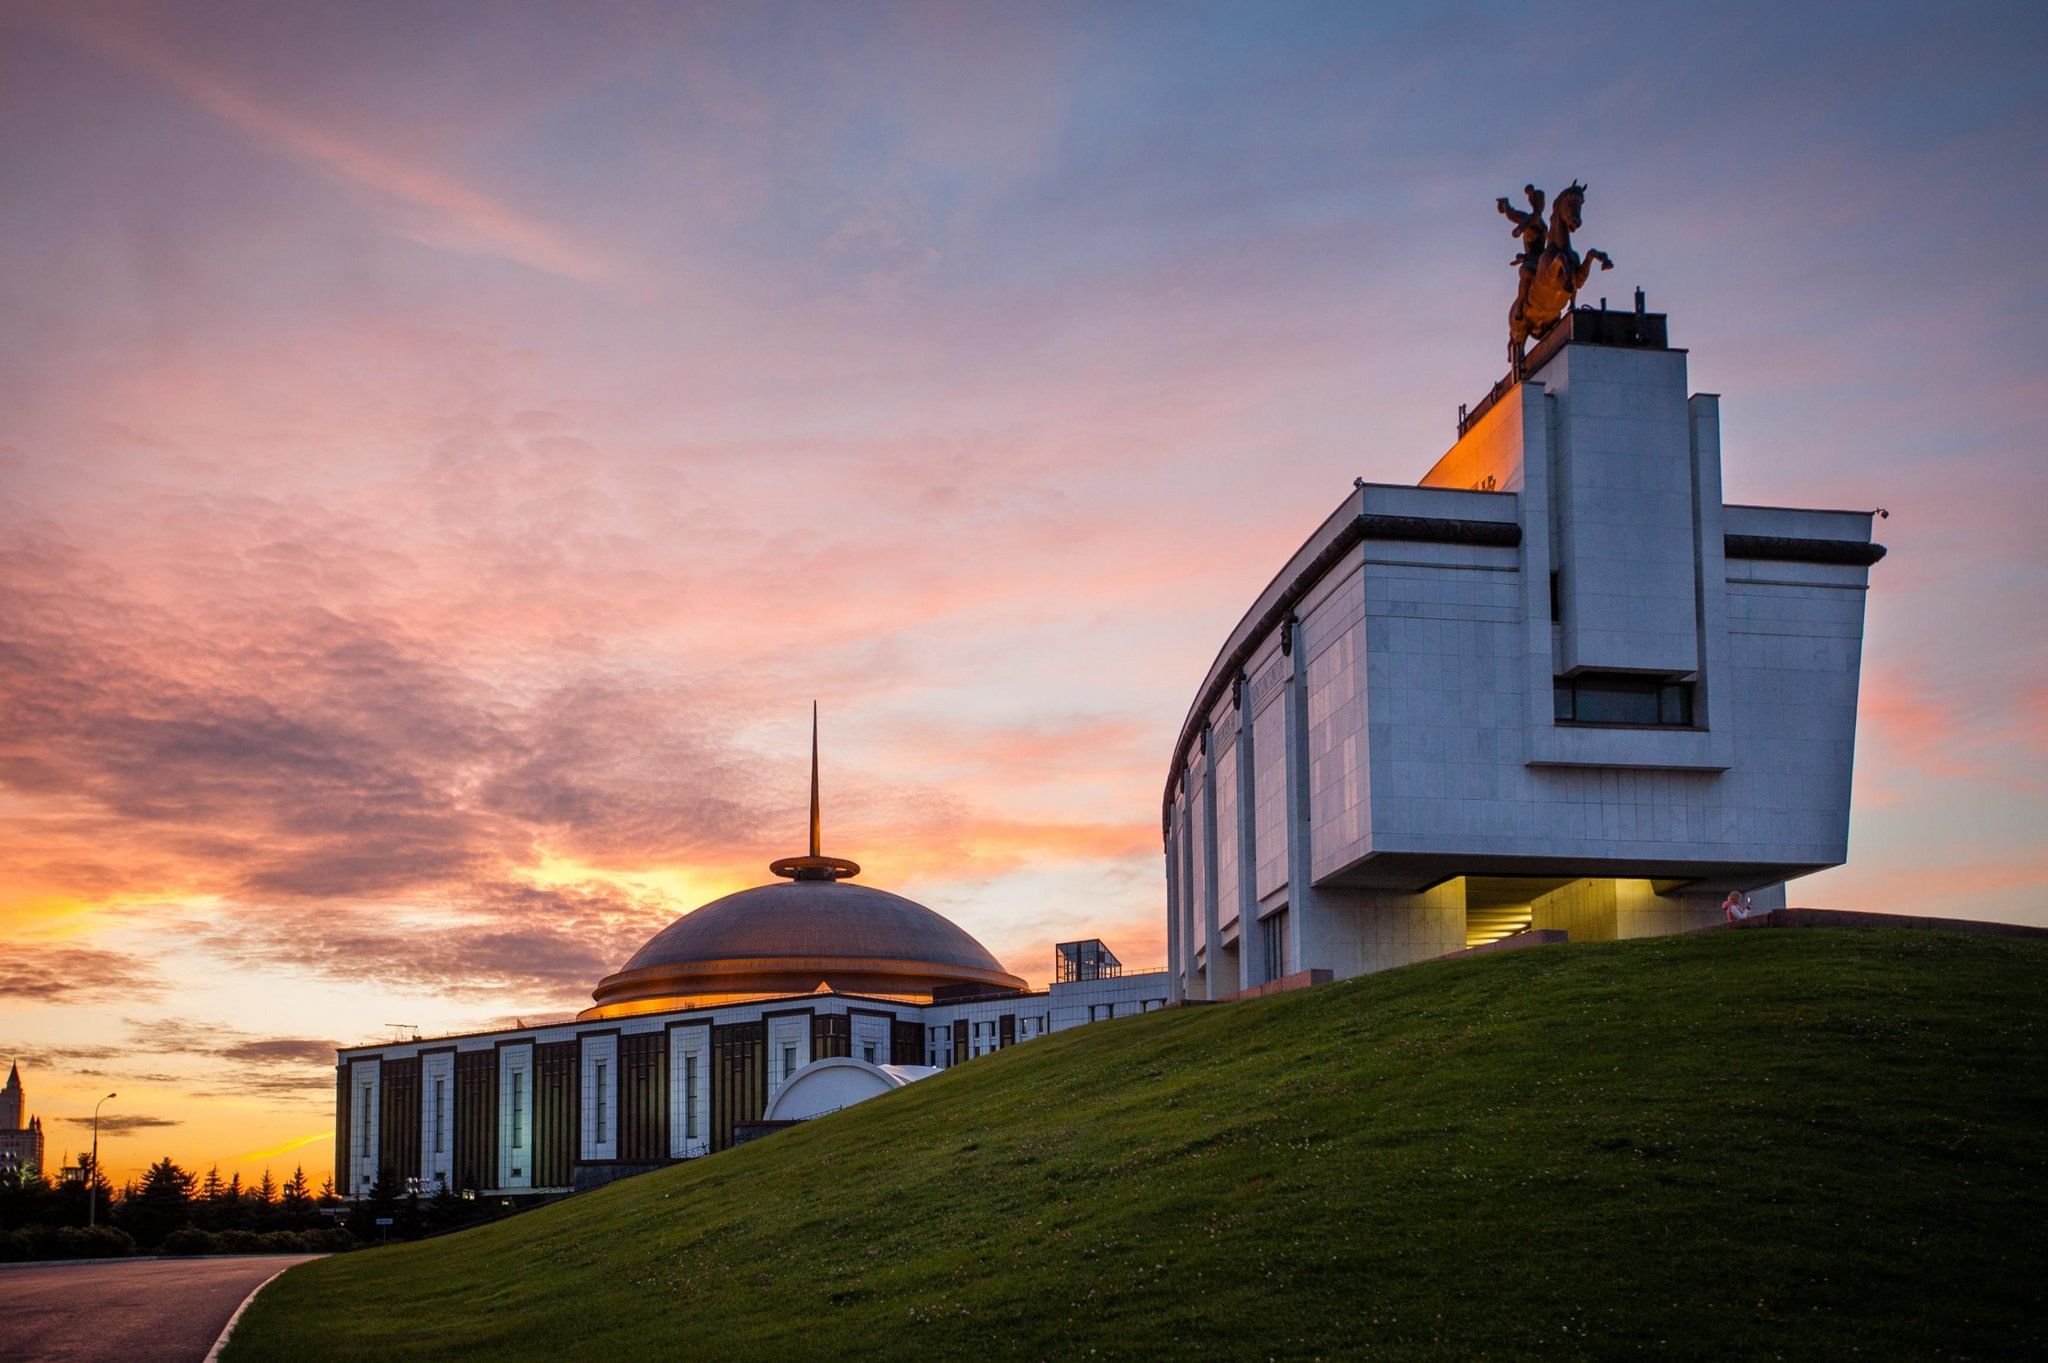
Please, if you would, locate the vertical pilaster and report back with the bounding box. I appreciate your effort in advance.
[1171,802,1187,994]
[1281,617,1331,977]
[1233,678,1266,991]
[1197,729,1221,1000]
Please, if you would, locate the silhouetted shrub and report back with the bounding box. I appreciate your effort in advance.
[162,1227,220,1256]
[301,1226,356,1253]
[24,1224,135,1259]
[215,1228,267,1254]
[0,1228,29,1261]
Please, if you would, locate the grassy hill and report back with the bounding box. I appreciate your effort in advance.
[226,929,2046,1361]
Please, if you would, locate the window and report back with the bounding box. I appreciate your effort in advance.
[863,1044,876,1064]
[510,1070,525,1149]
[1261,910,1287,983]
[1554,674,1695,727]
[782,1045,796,1082]
[594,1062,608,1144]
[433,1078,446,1154]
[683,1056,698,1141]
[361,1085,371,1146]
[1549,571,1560,622]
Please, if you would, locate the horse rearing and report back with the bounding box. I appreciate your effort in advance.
[1508,180,1612,373]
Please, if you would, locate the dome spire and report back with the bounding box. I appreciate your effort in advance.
[809,700,821,858]
[771,703,860,882]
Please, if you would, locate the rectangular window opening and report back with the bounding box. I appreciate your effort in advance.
[683,1055,698,1142]
[1554,674,1696,728]
[433,1077,446,1154]
[594,1062,608,1144]
[510,1070,525,1150]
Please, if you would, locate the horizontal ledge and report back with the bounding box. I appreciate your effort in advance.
[1358,513,1521,547]
[1724,533,1886,566]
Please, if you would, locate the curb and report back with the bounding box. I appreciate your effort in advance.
[205,1258,317,1362]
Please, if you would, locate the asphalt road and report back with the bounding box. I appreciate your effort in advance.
[0,1255,317,1363]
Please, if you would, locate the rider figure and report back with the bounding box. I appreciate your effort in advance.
[1497,184,1546,321]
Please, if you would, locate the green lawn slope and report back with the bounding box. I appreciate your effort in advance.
[227,929,2046,1361]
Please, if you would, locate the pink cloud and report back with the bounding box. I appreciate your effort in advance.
[36,5,608,282]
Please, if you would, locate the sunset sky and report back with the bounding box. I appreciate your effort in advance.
[2,1,2044,1184]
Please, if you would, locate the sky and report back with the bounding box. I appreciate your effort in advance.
[1,0,2043,1184]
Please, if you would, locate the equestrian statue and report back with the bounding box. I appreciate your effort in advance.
[1498,180,1612,374]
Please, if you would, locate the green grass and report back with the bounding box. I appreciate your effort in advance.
[227,930,2046,1361]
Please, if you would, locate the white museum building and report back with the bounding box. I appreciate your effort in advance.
[1160,299,1885,999]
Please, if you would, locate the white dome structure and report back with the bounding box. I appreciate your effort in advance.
[762,1056,939,1122]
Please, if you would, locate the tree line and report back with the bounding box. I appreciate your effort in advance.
[0,1155,524,1259]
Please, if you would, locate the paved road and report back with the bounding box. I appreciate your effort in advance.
[0,1256,317,1363]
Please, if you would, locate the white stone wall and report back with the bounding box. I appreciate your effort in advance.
[348,1056,379,1193]
[1188,779,1209,959]
[851,1013,891,1067]
[497,1041,533,1189]
[419,1051,454,1191]
[766,1014,810,1096]
[1547,345,1702,676]
[1250,678,1289,901]
[1047,971,1170,1033]
[1305,572,1369,879]
[1212,734,1241,937]
[668,1026,710,1159]
[580,1034,618,1163]
[1355,541,1527,860]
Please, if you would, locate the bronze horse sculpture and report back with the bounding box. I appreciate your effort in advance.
[1501,180,1612,373]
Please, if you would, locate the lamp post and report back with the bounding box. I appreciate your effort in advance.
[88,1092,115,1228]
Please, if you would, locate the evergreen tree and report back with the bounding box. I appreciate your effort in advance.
[198,1165,226,1230]
[126,1157,196,1247]
[425,1174,467,1235]
[223,1171,247,1231]
[347,1167,398,1241]
[280,1166,314,1229]
[316,1174,338,1208]
[252,1168,278,1231]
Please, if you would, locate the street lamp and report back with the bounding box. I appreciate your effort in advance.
[88,1092,115,1229]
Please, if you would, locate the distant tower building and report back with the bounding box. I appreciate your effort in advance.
[0,1063,46,1176]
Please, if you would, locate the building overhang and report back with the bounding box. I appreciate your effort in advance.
[1314,850,1835,897]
